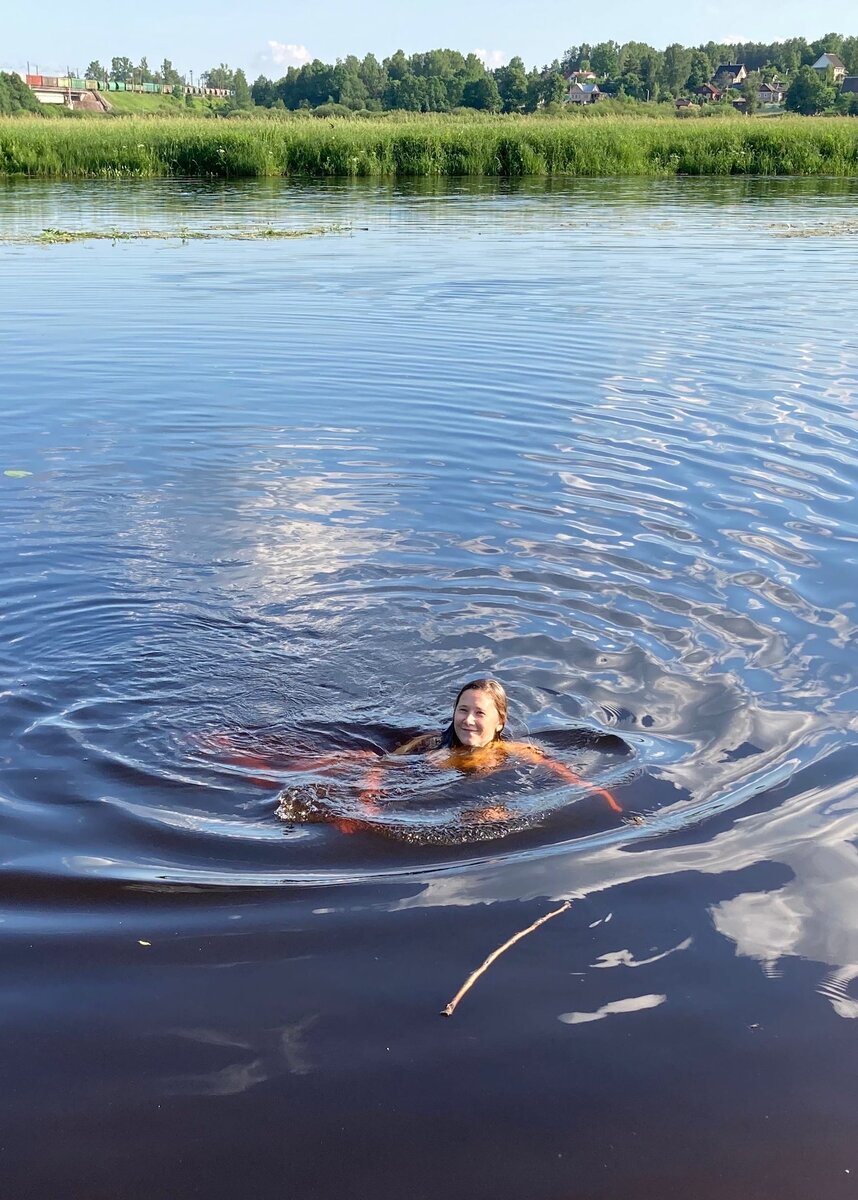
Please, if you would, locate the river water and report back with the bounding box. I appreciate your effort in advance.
[2,177,857,1198]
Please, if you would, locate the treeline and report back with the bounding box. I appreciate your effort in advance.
[0,71,42,115]
[32,31,858,117]
[246,35,858,113]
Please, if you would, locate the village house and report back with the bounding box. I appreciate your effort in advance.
[694,83,721,102]
[565,70,597,84]
[811,52,846,82]
[713,63,747,87]
[841,76,858,94]
[565,81,602,104]
[758,79,785,103]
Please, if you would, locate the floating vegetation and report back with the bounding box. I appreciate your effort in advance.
[1,115,857,178]
[770,218,858,237]
[2,224,349,246]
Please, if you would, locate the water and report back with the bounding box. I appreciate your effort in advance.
[2,177,857,1198]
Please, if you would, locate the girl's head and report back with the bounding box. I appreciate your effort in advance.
[444,678,508,750]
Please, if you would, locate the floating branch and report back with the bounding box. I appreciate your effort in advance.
[441,899,573,1017]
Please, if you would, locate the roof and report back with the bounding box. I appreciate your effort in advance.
[715,63,745,73]
[812,52,846,70]
[568,82,600,94]
[696,83,720,94]
[841,76,858,93]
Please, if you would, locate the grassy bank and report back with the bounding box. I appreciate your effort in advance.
[1,115,857,177]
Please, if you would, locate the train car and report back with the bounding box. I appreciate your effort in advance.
[26,75,43,87]
[72,78,86,89]
[57,77,70,88]
[85,79,99,91]
[43,76,59,87]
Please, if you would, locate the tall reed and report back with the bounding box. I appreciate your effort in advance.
[1,116,856,178]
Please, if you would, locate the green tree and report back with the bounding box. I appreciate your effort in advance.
[384,50,409,81]
[590,41,620,78]
[137,56,153,83]
[110,57,133,83]
[740,70,761,113]
[251,75,276,106]
[159,59,184,88]
[84,60,106,80]
[359,53,387,100]
[810,32,844,62]
[461,75,501,111]
[0,71,42,114]
[203,63,235,89]
[785,64,835,113]
[495,56,528,111]
[230,68,252,108]
[662,43,692,94]
[687,50,713,89]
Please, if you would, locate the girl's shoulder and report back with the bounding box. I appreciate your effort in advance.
[503,739,546,760]
[390,732,443,756]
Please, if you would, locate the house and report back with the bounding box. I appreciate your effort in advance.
[674,97,693,108]
[565,81,602,104]
[811,53,846,82]
[695,83,721,101]
[758,79,784,103]
[839,75,858,94]
[713,63,747,86]
[565,70,597,84]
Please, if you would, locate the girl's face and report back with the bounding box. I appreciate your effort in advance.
[453,688,504,749]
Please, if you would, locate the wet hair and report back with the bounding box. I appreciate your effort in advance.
[440,678,509,749]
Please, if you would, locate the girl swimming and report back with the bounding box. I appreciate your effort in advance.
[204,677,623,833]
[361,678,623,822]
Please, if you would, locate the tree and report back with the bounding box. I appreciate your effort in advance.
[785,64,835,114]
[84,60,106,80]
[159,59,184,88]
[110,56,133,83]
[495,56,528,111]
[137,56,153,83]
[540,70,567,106]
[810,32,843,62]
[461,75,501,111]
[590,41,620,78]
[203,64,235,89]
[0,71,41,114]
[359,53,387,100]
[741,70,761,114]
[251,75,276,106]
[231,68,252,109]
[687,50,713,89]
[662,43,692,94]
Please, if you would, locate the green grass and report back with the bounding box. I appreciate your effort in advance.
[1,114,857,177]
[103,91,230,116]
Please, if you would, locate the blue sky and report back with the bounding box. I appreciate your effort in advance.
[4,0,855,78]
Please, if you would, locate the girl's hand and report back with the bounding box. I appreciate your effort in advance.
[470,804,510,823]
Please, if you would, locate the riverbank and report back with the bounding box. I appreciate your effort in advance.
[1,115,857,177]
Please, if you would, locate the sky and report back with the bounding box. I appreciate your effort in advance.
[4,0,856,79]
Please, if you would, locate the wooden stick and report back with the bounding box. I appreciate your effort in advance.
[441,899,573,1017]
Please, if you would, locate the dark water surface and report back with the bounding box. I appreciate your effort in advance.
[2,177,857,1198]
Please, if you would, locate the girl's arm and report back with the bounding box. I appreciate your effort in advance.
[510,742,623,814]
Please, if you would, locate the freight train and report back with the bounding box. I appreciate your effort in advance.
[25,76,234,97]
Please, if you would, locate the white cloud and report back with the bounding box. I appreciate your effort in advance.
[265,41,311,68]
[473,48,507,69]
